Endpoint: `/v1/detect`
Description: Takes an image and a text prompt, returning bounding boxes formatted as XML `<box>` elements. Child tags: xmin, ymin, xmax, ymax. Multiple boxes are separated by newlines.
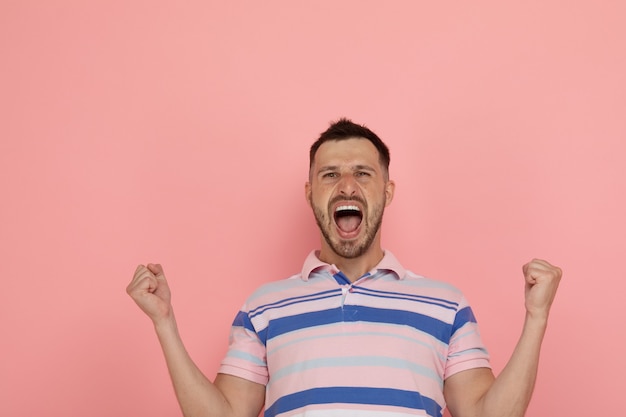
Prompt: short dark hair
<box><xmin>309</xmin><ymin>118</ymin><xmax>391</xmax><ymax>177</ymax></box>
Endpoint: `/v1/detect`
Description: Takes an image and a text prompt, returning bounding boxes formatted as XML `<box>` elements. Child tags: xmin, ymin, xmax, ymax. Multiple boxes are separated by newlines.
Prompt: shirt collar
<box><xmin>301</xmin><ymin>249</ymin><xmax>407</xmax><ymax>281</ymax></box>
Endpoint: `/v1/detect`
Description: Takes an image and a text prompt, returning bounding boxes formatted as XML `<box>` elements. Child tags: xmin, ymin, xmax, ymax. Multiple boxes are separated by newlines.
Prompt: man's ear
<box><xmin>305</xmin><ymin>182</ymin><xmax>312</xmax><ymax>207</ymax></box>
<box><xmin>385</xmin><ymin>180</ymin><xmax>395</xmax><ymax>207</ymax></box>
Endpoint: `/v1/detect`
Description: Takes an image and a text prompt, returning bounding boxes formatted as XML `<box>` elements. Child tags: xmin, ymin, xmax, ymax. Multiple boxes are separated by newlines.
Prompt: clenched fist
<box><xmin>127</xmin><ymin>263</ymin><xmax>173</xmax><ymax>324</ymax></box>
<box><xmin>523</xmin><ymin>259</ymin><xmax>562</xmax><ymax>320</ymax></box>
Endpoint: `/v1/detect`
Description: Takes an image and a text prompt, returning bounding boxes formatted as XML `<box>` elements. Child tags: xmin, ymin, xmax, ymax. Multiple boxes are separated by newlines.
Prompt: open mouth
<box><xmin>333</xmin><ymin>204</ymin><xmax>363</xmax><ymax>235</ymax></box>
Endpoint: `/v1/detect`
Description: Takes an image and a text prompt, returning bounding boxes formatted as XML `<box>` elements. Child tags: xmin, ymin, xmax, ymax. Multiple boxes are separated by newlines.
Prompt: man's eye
<box><xmin>356</xmin><ymin>171</ymin><xmax>370</xmax><ymax>177</ymax></box>
<box><xmin>323</xmin><ymin>172</ymin><xmax>338</xmax><ymax>178</ymax></box>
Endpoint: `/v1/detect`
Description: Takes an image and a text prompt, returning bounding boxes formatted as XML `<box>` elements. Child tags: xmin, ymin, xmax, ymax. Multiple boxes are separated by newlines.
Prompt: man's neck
<box><xmin>318</xmin><ymin>245</ymin><xmax>385</xmax><ymax>283</ymax></box>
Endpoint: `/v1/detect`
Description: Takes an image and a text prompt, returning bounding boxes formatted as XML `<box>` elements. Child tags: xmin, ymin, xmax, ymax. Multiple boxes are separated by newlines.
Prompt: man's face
<box><xmin>306</xmin><ymin>138</ymin><xmax>395</xmax><ymax>259</ymax></box>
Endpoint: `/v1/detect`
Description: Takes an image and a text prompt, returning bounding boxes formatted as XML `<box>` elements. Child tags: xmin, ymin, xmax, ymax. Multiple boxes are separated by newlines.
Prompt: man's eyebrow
<box><xmin>317</xmin><ymin>165</ymin><xmax>339</xmax><ymax>174</ymax></box>
<box><xmin>352</xmin><ymin>164</ymin><xmax>376</xmax><ymax>172</ymax></box>
<box><xmin>317</xmin><ymin>165</ymin><xmax>377</xmax><ymax>174</ymax></box>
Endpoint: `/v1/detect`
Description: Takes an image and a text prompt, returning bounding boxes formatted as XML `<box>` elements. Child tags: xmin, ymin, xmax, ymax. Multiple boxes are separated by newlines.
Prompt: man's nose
<box><xmin>338</xmin><ymin>175</ymin><xmax>357</xmax><ymax>196</ymax></box>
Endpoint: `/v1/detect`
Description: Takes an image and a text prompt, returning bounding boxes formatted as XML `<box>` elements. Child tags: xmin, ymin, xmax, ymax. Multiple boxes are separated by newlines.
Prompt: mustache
<box><xmin>328</xmin><ymin>195</ymin><xmax>367</xmax><ymax>208</ymax></box>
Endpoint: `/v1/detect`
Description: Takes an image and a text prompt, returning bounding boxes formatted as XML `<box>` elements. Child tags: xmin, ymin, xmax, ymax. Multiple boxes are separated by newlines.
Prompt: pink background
<box><xmin>1</xmin><ymin>1</ymin><xmax>625</xmax><ymax>416</ymax></box>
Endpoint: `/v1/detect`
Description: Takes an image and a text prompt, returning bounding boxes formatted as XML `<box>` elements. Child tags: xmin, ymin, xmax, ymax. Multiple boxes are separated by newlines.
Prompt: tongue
<box><xmin>337</xmin><ymin>215</ymin><xmax>360</xmax><ymax>233</ymax></box>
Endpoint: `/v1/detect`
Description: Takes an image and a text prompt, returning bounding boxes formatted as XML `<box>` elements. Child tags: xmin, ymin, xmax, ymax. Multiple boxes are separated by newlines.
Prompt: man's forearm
<box><xmin>154</xmin><ymin>314</ymin><xmax>232</xmax><ymax>417</ymax></box>
<box><xmin>478</xmin><ymin>314</ymin><xmax>548</xmax><ymax>417</ymax></box>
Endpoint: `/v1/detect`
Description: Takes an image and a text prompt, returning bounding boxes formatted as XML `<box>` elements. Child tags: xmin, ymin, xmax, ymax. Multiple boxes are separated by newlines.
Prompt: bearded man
<box><xmin>127</xmin><ymin>118</ymin><xmax>562</xmax><ymax>417</ymax></box>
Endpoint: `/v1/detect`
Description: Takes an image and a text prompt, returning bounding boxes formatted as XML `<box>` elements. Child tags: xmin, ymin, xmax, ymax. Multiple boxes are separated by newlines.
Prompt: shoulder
<box><xmin>241</xmin><ymin>272</ymin><xmax>332</xmax><ymax>311</ymax></box>
<box><xmin>399</xmin><ymin>270</ymin><xmax>466</xmax><ymax>302</ymax></box>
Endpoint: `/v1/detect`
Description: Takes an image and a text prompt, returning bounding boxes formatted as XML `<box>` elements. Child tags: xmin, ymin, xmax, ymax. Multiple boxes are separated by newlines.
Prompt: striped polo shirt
<box><xmin>219</xmin><ymin>250</ymin><xmax>490</xmax><ymax>417</ymax></box>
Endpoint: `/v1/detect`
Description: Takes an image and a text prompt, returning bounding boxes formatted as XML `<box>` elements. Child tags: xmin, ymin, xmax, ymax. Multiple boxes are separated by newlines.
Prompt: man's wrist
<box><xmin>153</xmin><ymin>310</ymin><xmax>178</xmax><ymax>334</ymax></box>
<box><xmin>524</xmin><ymin>310</ymin><xmax>549</xmax><ymax>331</ymax></box>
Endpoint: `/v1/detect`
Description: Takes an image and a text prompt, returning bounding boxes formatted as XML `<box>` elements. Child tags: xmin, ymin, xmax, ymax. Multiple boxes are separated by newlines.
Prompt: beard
<box><xmin>312</xmin><ymin>195</ymin><xmax>385</xmax><ymax>259</ymax></box>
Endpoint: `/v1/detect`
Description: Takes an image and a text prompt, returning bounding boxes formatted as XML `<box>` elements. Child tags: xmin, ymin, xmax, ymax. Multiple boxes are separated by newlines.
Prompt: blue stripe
<box><xmin>264</xmin><ymin>386</ymin><xmax>442</xmax><ymax>417</ymax></box>
<box><xmin>259</xmin><ymin>306</ymin><xmax>452</xmax><ymax>344</ymax></box>
<box><xmin>352</xmin><ymin>286</ymin><xmax>459</xmax><ymax>310</ymax></box>
<box><xmin>333</xmin><ymin>271</ymin><xmax>352</xmax><ymax>284</ymax></box>
<box><xmin>451</xmin><ymin>306</ymin><xmax>477</xmax><ymax>334</ymax></box>
<box><xmin>259</xmin><ymin>307</ymin><xmax>343</xmax><ymax>344</ymax></box>
<box><xmin>354</xmin><ymin>285</ymin><xmax>459</xmax><ymax>307</ymax></box>
<box><xmin>344</xmin><ymin>306</ymin><xmax>451</xmax><ymax>343</ymax></box>
<box><xmin>232</xmin><ymin>311</ymin><xmax>255</xmax><ymax>332</ymax></box>
<box><xmin>249</xmin><ymin>289</ymin><xmax>341</xmax><ymax>318</ymax></box>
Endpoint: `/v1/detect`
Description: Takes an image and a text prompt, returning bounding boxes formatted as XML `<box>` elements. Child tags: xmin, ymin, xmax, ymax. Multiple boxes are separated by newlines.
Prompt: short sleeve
<box><xmin>444</xmin><ymin>297</ymin><xmax>491</xmax><ymax>379</ymax></box>
<box><xmin>218</xmin><ymin>309</ymin><xmax>269</xmax><ymax>385</ymax></box>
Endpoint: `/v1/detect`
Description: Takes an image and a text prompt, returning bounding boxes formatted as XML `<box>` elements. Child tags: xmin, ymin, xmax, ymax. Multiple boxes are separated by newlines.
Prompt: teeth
<box><xmin>335</xmin><ymin>205</ymin><xmax>360</xmax><ymax>212</ymax></box>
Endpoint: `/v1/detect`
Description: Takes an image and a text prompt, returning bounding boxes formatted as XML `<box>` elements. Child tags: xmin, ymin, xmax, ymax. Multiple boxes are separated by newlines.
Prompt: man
<box><xmin>127</xmin><ymin>118</ymin><xmax>562</xmax><ymax>417</ymax></box>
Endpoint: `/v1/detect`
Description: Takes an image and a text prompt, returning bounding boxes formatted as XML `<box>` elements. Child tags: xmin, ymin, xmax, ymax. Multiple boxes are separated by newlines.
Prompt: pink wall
<box><xmin>1</xmin><ymin>2</ymin><xmax>624</xmax><ymax>416</ymax></box>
